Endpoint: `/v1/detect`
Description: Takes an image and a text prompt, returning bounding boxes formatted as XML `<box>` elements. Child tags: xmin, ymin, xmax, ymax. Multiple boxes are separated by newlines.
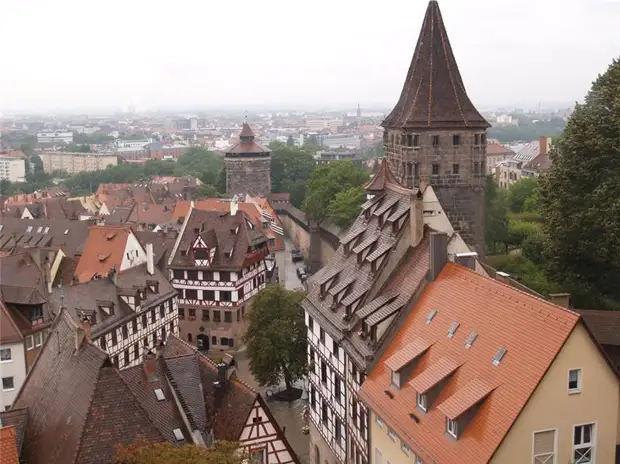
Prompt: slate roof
<box><xmin>50</xmin><ymin>263</ymin><xmax>176</xmax><ymax>338</ymax></box>
<box><xmin>303</xmin><ymin>166</ymin><xmax>431</xmax><ymax>369</ymax></box>
<box><xmin>169</xmin><ymin>208</ymin><xmax>269</xmax><ymax>271</ymax></box>
<box><xmin>0</xmin><ymin>218</ymin><xmax>90</xmax><ymax>257</ymax></box>
<box><xmin>578</xmin><ymin>309</ymin><xmax>620</xmax><ymax>346</ymax></box>
<box><xmin>0</xmin><ymin>300</ymin><xmax>23</xmax><ymax>344</ymax></box>
<box><xmin>359</xmin><ymin>263</ymin><xmax>581</xmax><ymax>464</ymax></box>
<box><xmin>382</xmin><ymin>1</ymin><xmax>489</xmax><ymax>130</ymax></box>
<box><xmin>11</xmin><ymin>310</ymin><xmax>165</xmax><ymax>464</ymax></box>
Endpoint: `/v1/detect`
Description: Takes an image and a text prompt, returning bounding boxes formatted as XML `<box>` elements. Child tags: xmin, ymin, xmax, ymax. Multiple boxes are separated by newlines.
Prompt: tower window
<box><xmin>453</xmin><ymin>135</ymin><xmax>461</xmax><ymax>146</ymax></box>
<box><xmin>432</xmin><ymin>135</ymin><xmax>440</xmax><ymax>147</ymax></box>
<box><xmin>481</xmin><ymin>134</ymin><xmax>487</xmax><ymax>145</ymax></box>
<box><xmin>432</xmin><ymin>163</ymin><xmax>440</xmax><ymax>176</ymax></box>
<box><xmin>474</xmin><ymin>134</ymin><xmax>481</xmax><ymax>145</ymax></box>
<box><xmin>413</xmin><ymin>135</ymin><xmax>420</xmax><ymax>147</ymax></box>
<box><xmin>406</xmin><ymin>134</ymin><xmax>413</xmax><ymax>147</ymax></box>
<box><xmin>390</xmin><ymin>134</ymin><xmax>394</xmax><ymax>145</ymax></box>
<box><xmin>473</xmin><ymin>162</ymin><xmax>480</xmax><ymax>173</ymax></box>
<box><xmin>401</xmin><ymin>134</ymin><xmax>407</xmax><ymax>146</ymax></box>
<box><xmin>453</xmin><ymin>164</ymin><xmax>460</xmax><ymax>175</ymax></box>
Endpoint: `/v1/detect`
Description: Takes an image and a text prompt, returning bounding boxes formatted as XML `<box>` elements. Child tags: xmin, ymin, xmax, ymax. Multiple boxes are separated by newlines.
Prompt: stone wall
<box><xmin>225</xmin><ymin>157</ymin><xmax>272</xmax><ymax>197</ymax></box>
<box><xmin>384</xmin><ymin>128</ymin><xmax>487</xmax><ymax>255</ymax></box>
<box><xmin>277</xmin><ymin>206</ymin><xmax>339</xmax><ymax>269</ymax></box>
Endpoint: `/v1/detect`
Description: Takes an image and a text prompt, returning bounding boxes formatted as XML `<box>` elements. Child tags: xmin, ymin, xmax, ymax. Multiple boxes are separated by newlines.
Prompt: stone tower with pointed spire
<box><xmin>225</xmin><ymin>121</ymin><xmax>272</xmax><ymax>197</ymax></box>
<box><xmin>382</xmin><ymin>0</ymin><xmax>490</xmax><ymax>255</ymax></box>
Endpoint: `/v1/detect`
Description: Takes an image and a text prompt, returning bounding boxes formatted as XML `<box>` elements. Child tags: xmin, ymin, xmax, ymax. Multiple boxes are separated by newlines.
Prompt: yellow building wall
<box><xmin>492</xmin><ymin>323</ymin><xmax>619</xmax><ymax>464</ymax></box>
<box><xmin>369</xmin><ymin>411</ymin><xmax>415</xmax><ymax>464</ymax></box>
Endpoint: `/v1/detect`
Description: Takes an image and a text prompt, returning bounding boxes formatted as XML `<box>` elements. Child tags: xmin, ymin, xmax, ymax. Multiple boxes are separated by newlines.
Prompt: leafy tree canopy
<box><xmin>243</xmin><ymin>285</ymin><xmax>307</xmax><ymax>393</ymax></box>
<box><xmin>327</xmin><ymin>186</ymin><xmax>366</xmax><ymax>228</ymax></box>
<box><xmin>539</xmin><ymin>57</ymin><xmax>620</xmax><ymax>308</ymax></box>
<box><xmin>196</xmin><ymin>183</ymin><xmax>218</xmax><ymax>198</ymax></box>
<box><xmin>269</xmin><ymin>142</ymin><xmax>315</xmax><ymax>208</ymax></box>
<box><xmin>303</xmin><ymin>161</ymin><xmax>368</xmax><ymax>226</ymax></box>
<box><xmin>113</xmin><ymin>440</ymin><xmax>243</xmax><ymax>464</ymax></box>
<box><xmin>507</xmin><ymin>176</ymin><xmax>538</xmax><ymax>213</ymax></box>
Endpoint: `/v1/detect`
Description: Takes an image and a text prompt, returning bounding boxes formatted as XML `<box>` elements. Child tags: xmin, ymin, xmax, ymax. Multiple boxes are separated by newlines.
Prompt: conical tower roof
<box><xmin>382</xmin><ymin>1</ymin><xmax>489</xmax><ymax>130</ymax></box>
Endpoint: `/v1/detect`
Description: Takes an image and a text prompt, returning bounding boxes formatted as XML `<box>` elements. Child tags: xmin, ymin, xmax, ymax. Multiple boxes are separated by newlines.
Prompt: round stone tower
<box><xmin>225</xmin><ymin>121</ymin><xmax>271</xmax><ymax>197</ymax></box>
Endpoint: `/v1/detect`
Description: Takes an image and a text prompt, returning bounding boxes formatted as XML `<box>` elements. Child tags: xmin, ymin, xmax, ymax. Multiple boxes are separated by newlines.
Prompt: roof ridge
<box><xmin>447</xmin><ymin>262</ymin><xmax>580</xmax><ymax>319</ymax></box>
<box><xmin>0</xmin><ymin>300</ymin><xmax>24</xmax><ymax>342</ymax></box>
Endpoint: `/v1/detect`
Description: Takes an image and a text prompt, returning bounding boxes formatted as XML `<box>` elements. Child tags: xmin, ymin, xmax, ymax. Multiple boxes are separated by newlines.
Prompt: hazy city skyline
<box><xmin>1</xmin><ymin>0</ymin><xmax>619</xmax><ymax>113</ymax></box>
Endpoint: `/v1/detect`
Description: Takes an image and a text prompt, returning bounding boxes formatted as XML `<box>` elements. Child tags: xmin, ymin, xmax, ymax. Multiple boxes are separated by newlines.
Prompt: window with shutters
<box><xmin>533</xmin><ymin>429</ymin><xmax>556</xmax><ymax>464</ymax></box>
<box><xmin>573</xmin><ymin>423</ymin><xmax>594</xmax><ymax>464</ymax></box>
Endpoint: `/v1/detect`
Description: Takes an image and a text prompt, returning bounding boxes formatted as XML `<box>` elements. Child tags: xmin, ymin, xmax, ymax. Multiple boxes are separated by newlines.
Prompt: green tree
<box><xmin>507</xmin><ymin>177</ymin><xmax>538</xmax><ymax>213</ymax></box>
<box><xmin>196</xmin><ymin>183</ymin><xmax>218</xmax><ymax>198</ymax></box>
<box><xmin>538</xmin><ymin>57</ymin><xmax>620</xmax><ymax>308</ymax></box>
<box><xmin>113</xmin><ymin>440</ymin><xmax>243</xmax><ymax>464</ymax></box>
<box><xmin>216</xmin><ymin>168</ymin><xmax>227</xmax><ymax>195</ymax></box>
<box><xmin>485</xmin><ymin>175</ymin><xmax>509</xmax><ymax>253</ymax></box>
<box><xmin>327</xmin><ymin>186</ymin><xmax>366</xmax><ymax>228</ymax></box>
<box><xmin>269</xmin><ymin>142</ymin><xmax>315</xmax><ymax>207</ymax></box>
<box><xmin>303</xmin><ymin>161</ymin><xmax>368</xmax><ymax>224</ymax></box>
<box><xmin>64</xmin><ymin>143</ymin><xmax>91</xmax><ymax>153</ymax></box>
<box><xmin>244</xmin><ymin>285</ymin><xmax>307</xmax><ymax>394</ymax></box>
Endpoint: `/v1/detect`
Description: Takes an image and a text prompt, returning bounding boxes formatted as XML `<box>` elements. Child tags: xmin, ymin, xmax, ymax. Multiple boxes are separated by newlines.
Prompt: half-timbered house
<box><xmin>4</xmin><ymin>309</ymin><xmax>299</xmax><ymax>464</ymax></box>
<box><xmin>168</xmin><ymin>202</ymin><xmax>270</xmax><ymax>351</ymax></box>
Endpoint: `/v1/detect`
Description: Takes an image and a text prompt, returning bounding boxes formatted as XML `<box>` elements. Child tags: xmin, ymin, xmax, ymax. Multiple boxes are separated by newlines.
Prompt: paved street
<box><xmin>234</xmin><ymin>238</ymin><xmax>310</xmax><ymax>463</ymax></box>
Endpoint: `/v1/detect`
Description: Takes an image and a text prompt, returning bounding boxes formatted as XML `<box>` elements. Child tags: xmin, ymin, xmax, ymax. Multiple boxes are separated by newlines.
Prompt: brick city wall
<box><xmin>225</xmin><ymin>157</ymin><xmax>272</xmax><ymax>197</ymax></box>
<box><xmin>385</xmin><ymin>129</ymin><xmax>487</xmax><ymax>255</ymax></box>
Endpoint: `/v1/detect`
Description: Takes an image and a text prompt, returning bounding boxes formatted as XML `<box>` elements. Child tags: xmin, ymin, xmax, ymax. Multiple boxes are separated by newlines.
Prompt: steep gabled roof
<box><xmin>74</xmin><ymin>225</ymin><xmax>135</xmax><ymax>282</ymax></box>
<box><xmin>0</xmin><ymin>299</ymin><xmax>25</xmax><ymax>344</ymax></box>
<box><xmin>364</xmin><ymin>160</ymin><xmax>409</xmax><ymax>194</ymax></box>
<box><xmin>359</xmin><ymin>263</ymin><xmax>580</xmax><ymax>464</ymax></box>
<box><xmin>226</xmin><ymin>123</ymin><xmax>269</xmax><ymax>156</ymax></box>
<box><xmin>11</xmin><ymin>310</ymin><xmax>165</xmax><ymax>464</ymax></box>
<box><xmin>382</xmin><ymin>1</ymin><xmax>489</xmax><ymax>130</ymax></box>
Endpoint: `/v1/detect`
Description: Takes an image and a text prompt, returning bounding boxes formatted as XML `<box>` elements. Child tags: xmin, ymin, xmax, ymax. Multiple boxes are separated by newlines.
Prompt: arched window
<box><xmin>314</xmin><ymin>445</ymin><xmax>320</xmax><ymax>464</ymax></box>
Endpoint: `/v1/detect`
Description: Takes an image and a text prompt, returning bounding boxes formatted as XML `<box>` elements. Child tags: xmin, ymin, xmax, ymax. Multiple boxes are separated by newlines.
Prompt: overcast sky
<box><xmin>1</xmin><ymin>0</ymin><xmax>619</xmax><ymax>112</ymax></box>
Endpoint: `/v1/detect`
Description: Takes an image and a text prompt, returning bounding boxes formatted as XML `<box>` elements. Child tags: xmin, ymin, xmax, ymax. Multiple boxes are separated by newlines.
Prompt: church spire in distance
<box><xmin>382</xmin><ymin>0</ymin><xmax>489</xmax><ymax>130</ymax></box>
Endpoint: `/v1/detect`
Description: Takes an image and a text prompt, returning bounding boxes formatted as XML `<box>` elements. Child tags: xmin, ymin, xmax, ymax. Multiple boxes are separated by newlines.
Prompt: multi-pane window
<box><xmin>123</xmin><ymin>349</ymin><xmax>129</xmax><ymax>366</ymax></box>
<box><xmin>533</xmin><ymin>429</ymin><xmax>555</xmax><ymax>464</ymax></box>
<box><xmin>308</xmin><ymin>316</ymin><xmax>314</xmax><ymax>332</ymax></box>
<box><xmin>142</xmin><ymin>314</ymin><xmax>148</xmax><ymax>326</ymax></box>
<box><xmin>160</xmin><ymin>305</ymin><xmax>165</xmax><ymax>318</ymax></box>
<box><xmin>187</xmin><ymin>270</ymin><xmax>198</xmax><ymax>280</ymax></box>
<box><xmin>2</xmin><ymin>377</ymin><xmax>14</xmax><ymax>390</ymax></box>
<box><xmin>413</xmin><ymin>134</ymin><xmax>420</xmax><ymax>146</ymax></box>
<box><xmin>122</xmin><ymin>326</ymin><xmax>128</xmax><ymax>340</ymax></box>
<box><xmin>432</xmin><ymin>163</ymin><xmax>440</xmax><ymax>175</ymax></box>
<box><xmin>224</xmin><ymin>311</ymin><xmax>232</xmax><ymax>323</ymax></box>
<box><xmin>332</xmin><ymin>340</ymin><xmax>339</xmax><ymax>357</ymax></box>
<box><xmin>220</xmin><ymin>291</ymin><xmax>232</xmax><ymax>302</ymax></box>
<box><xmin>321</xmin><ymin>400</ymin><xmax>328</xmax><ymax>425</ymax></box>
<box><xmin>334</xmin><ymin>376</ymin><xmax>341</xmax><ymax>403</ymax></box>
<box><xmin>189</xmin><ymin>308</ymin><xmax>196</xmax><ymax>319</ymax></box>
<box><xmin>34</xmin><ymin>332</ymin><xmax>43</xmax><ymax>346</ymax></box>
<box><xmin>220</xmin><ymin>271</ymin><xmax>231</xmax><ymax>282</ymax></box>
<box><xmin>173</xmin><ymin>270</ymin><xmax>184</xmax><ymax>279</ymax></box>
<box><xmin>0</xmin><ymin>348</ymin><xmax>11</xmax><ymax>362</ymax></box>
<box><xmin>203</xmin><ymin>290</ymin><xmax>215</xmax><ymax>301</ymax></box>
<box><xmin>213</xmin><ymin>311</ymin><xmax>221</xmax><ymax>322</ymax></box>
<box><xmin>387</xmin><ymin>428</ymin><xmax>397</xmax><ymax>442</ymax></box>
<box><xmin>185</xmin><ymin>289</ymin><xmax>198</xmax><ymax>300</ymax></box>
<box><xmin>446</xmin><ymin>418</ymin><xmax>458</xmax><ymax>439</ymax></box>
<box><xmin>178</xmin><ymin>308</ymin><xmax>185</xmax><ymax>320</ymax></box>
<box><xmin>321</xmin><ymin>361</ymin><xmax>327</xmax><ymax>384</ymax></box>
<box><xmin>452</xmin><ymin>134</ymin><xmax>460</xmax><ymax>146</ymax></box>
<box><xmin>132</xmin><ymin>318</ymin><xmax>138</xmax><ymax>333</ymax></box>
<box><xmin>452</xmin><ymin>163</ymin><xmax>460</xmax><ymax>175</ymax></box>
<box><xmin>111</xmin><ymin>330</ymin><xmax>118</xmax><ymax>346</ymax></box>
<box><xmin>150</xmin><ymin>309</ymin><xmax>156</xmax><ymax>323</ymax></box>
<box><xmin>417</xmin><ymin>392</ymin><xmax>428</xmax><ymax>412</ymax></box>
<box><xmin>320</xmin><ymin>328</ymin><xmax>325</xmax><ymax>344</ymax></box>
<box><xmin>573</xmin><ymin>423</ymin><xmax>594</xmax><ymax>464</ymax></box>
<box><xmin>432</xmin><ymin>135</ymin><xmax>440</xmax><ymax>147</ymax></box>
<box><xmin>568</xmin><ymin>368</ymin><xmax>582</xmax><ymax>393</ymax></box>
<box><xmin>202</xmin><ymin>310</ymin><xmax>210</xmax><ymax>321</ymax></box>
<box><xmin>335</xmin><ymin>417</ymin><xmax>341</xmax><ymax>444</ymax></box>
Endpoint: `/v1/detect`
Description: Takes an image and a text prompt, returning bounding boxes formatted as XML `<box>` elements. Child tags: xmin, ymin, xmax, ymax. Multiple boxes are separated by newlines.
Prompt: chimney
<box><xmin>108</xmin><ymin>265</ymin><xmax>118</xmax><ymax>286</ymax></box>
<box><xmin>539</xmin><ymin>136</ymin><xmax>550</xmax><ymax>155</ymax></box>
<box><xmin>146</xmin><ymin>243</ymin><xmax>155</xmax><ymax>275</ymax></box>
<box><xmin>155</xmin><ymin>338</ymin><xmax>164</xmax><ymax>358</ymax></box>
<box><xmin>75</xmin><ymin>326</ymin><xmax>86</xmax><ymax>351</ymax></box>
<box><xmin>230</xmin><ymin>197</ymin><xmax>238</xmax><ymax>216</ymax></box>
<box><xmin>80</xmin><ymin>314</ymin><xmax>92</xmax><ymax>341</ymax></box>
<box><xmin>429</xmin><ymin>232</ymin><xmax>448</xmax><ymax>281</ymax></box>
<box><xmin>549</xmin><ymin>293</ymin><xmax>571</xmax><ymax>308</ymax></box>
<box><xmin>217</xmin><ymin>362</ymin><xmax>228</xmax><ymax>385</ymax></box>
<box><xmin>455</xmin><ymin>252</ymin><xmax>478</xmax><ymax>271</ymax></box>
<box><xmin>410</xmin><ymin>190</ymin><xmax>424</xmax><ymax>248</ymax></box>
<box><xmin>143</xmin><ymin>350</ymin><xmax>159</xmax><ymax>382</ymax></box>
<box><xmin>496</xmin><ymin>271</ymin><xmax>510</xmax><ymax>284</ymax></box>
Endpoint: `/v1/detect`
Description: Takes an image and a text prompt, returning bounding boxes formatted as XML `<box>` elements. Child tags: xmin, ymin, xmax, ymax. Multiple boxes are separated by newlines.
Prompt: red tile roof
<box><xmin>359</xmin><ymin>262</ymin><xmax>580</xmax><ymax>464</ymax></box>
<box><xmin>0</xmin><ymin>426</ymin><xmax>19</xmax><ymax>464</ymax></box>
<box><xmin>74</xmin><ymin>225</ymin><xmax>135</xmax><ymax>283</ymax></box>
<box><xmin>0</xmin><ymin>299</ymin><xmax>24</xmax><ymax>344</ymax></box>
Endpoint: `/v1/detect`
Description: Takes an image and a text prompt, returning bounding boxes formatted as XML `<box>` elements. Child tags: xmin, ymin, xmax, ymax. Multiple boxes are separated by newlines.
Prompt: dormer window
<box><xmin>391</xmin><ymin>371</ymin><xmax>400</xmax><ymax>389</ymax></box>
<box><xmin>417</xmin><ymin>393</ymin><xmax>428</xmax><ymax>412</ymax></box>
<box><xmin>446</xmin><ymin>418</ymin><xmax>458</xmax><ymax>438</ymax></box>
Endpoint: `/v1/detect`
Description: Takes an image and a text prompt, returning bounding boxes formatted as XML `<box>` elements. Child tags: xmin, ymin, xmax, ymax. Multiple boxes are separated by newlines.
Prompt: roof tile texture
<box><xmin>382</xmin><ymin>1</ymin><xmax>489</xmax><ymax>129</ymax></box>
<box><xmin>359</xmin><ymin>262</ymin><xmax>579</xmax><ymax>464</ymax></box>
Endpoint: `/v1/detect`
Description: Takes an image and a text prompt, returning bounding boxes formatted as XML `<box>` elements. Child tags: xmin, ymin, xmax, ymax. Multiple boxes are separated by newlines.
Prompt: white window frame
<box><xmin>25</xmin><ymin>335</ymin><xmax>34</xmax><ymax>350</ymax></box>
<box><xmin>401</xmin><ymin>443</ymin><xmax>412</xmax><ymax>456</ymax></box>
<box><xmin>568</xmin><ymin>368</ymin><xmax>582</xmax><ymax>394</ymax></box>
<box><xmin>572</xmin><ymin>422</ymin><xmax>596</xmax><ymax>464</ymax></box>
<box><xmin>375</xmin><ymin>415</ymin><xmax>385</xmax><ymax>429</ymax></box>
<box><xmin>446</xmin><ymin>418</ymin><xmax>458</xmax><ymax>439</ymax></box>
<box><xmin>415</xmin><ymin>457</ymin><xmax>424</xmax><ymax>464</ymax></box>
<box><xmin>34</xmin><ymin>331</ymin><xmax>43</xmax><ymax>347</ymax></box>
<box><xmin>387</xmin><ymin>428</ymin><xmax>397</xmax><ymax>442</ymax></box>
<box><xmin>0</xmin><ymin>348</ymin><xmax>12</xmax><ymax>362</ymax></box>
<box><xmin>417</xmin><ymin>392</ymin><xmax>427</xmax><ymax>412</ymax></box>
<box><xmin>532</xmin><ymin>428</ymin><xmax>557</xmax><ymax>464</ymax></box>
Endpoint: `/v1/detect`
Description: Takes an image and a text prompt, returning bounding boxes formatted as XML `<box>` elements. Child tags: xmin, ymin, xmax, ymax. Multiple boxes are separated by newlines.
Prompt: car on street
<box><xmin>291</xmin><ymin>249</ymin><xmax>303</xmax><ymax>262</ymax></box>
<box><xmin>296</xmin><ymin>266</ymin><xmax>308</xmax><ymax>281</ymax></box>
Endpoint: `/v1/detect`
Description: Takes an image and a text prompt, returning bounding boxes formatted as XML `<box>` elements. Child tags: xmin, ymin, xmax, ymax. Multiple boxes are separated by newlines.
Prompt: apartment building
<box><xmin>167</xmin><ymin>202</ymin><xmax>270</xmax><ymax>352</ymax></box>
<box><xmin>38</xmin><ymin>152</ymin><xmax>118</xmax><ymax>174</ymax></box>
<box><xmin>0</xmin><ymin>156</ymin><xmax>26</xmax><ymax>182</ymax></box>
<box><xmin>360</xmin><ymin>259</ymin><xmax>619</xmax><ymax>464</ymax></box>
<box><xmin>36</xmin><ymin>131</ymin><xmax>73</xmax><ymax>145</ymax></box>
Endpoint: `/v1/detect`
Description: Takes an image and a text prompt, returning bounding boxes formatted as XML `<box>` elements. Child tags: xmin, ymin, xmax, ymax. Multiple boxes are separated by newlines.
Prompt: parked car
<box><xmin>291</xmin><ymin>249</ymin><xmax>303</xmax><ymax>262</ymax></box>
<box><xmin>296</xmin><ymin>266</ymin><xmax>307</xmax><ymax>279</ymax></box>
